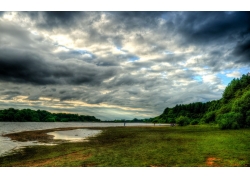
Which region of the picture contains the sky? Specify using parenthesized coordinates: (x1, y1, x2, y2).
(0, 10, 250, 120)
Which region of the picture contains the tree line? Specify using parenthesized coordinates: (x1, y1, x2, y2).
(0, 108, 100, 122)
(153, 73, 250, 129)
(108, 118, 153, 123)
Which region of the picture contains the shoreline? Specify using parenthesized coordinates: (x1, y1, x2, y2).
(2, 127, 103, 143)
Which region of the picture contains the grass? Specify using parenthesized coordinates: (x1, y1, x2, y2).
(1, 125, 250, 167)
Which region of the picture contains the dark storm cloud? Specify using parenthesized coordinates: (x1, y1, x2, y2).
(94, 52, 141, 67)
(95, 60, 119, 66)
(22, 11, 83, 30)
(59, 90, 66, 94)
(233, 38, 250, 63)
(60, 93, 83, 101)
(169, 11, 250, 66)
(0, 90, 22, 100)
(85, 95, 111, 104)
(0, 11, 5, 17)
(105, 74, 146, 88)
(1, 91, 21, 96)
(175, 12, 250, 44)
(0, 48, 118, 85)
(0, 20, 35, 48)
(109, 12, 166, 30)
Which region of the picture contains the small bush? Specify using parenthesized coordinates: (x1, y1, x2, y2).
(231, 121, 240, 129)
(176, 116, 189, 126)
(190, 120, 199, 125)
(201, 111, 216, 123)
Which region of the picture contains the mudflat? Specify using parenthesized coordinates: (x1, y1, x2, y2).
(3, 127, 102, 143)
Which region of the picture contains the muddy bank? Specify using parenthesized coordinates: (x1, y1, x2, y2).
(3, 127, 103, 143)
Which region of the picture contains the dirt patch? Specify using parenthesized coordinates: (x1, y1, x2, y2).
(206, 157, 220, 167)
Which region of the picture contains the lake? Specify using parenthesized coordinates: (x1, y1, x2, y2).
(0, 122, 168, 157)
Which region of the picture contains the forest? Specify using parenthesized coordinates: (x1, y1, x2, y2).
(0, 108, 100, 122)
(153, 73, 250, 129)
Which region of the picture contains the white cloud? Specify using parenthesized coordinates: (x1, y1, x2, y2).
(202, 74, 219, 84)
(226, 71, 241, 78)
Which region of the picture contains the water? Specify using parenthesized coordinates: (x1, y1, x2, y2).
(47, 129, 103, 141)
(0, 122, 163, 157)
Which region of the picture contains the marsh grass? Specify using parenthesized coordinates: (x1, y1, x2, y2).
(1, 125, 250, 167)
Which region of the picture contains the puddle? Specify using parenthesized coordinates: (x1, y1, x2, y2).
(47, 129, 102, 142)
(0, 122, 156, 157)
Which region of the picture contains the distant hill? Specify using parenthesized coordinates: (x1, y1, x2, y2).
(153, 73, 250, 129)
(0, 108, 100, 122)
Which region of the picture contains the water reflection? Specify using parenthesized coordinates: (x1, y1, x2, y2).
(47, 129, 102, 142)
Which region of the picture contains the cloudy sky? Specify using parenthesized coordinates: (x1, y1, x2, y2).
(0, 11, 250, 120)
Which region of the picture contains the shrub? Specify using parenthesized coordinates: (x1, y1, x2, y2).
(201, 111, 216, 123)
(190, 120, 199, 125)
(216, 112, 242, 129)
(176, 116, 189, 126)
(231, 121, 240, 129)
(216, 105, 231, 116)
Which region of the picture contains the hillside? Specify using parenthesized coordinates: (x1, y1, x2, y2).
(154, 73, 250, 129)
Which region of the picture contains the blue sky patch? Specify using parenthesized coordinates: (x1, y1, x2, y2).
(239, 67, 249, 75)
(217, 73, 234, 85)
(217, 68, 249, 85)
(193, 75, 202, 82)
(128, 56, 140, 62)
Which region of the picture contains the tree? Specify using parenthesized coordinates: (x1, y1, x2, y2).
(216, 112, 242, 130)
(176, 116, 189, 126)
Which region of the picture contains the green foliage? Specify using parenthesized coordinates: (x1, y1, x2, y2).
(14, 109, 40, 122)
(155, 73, 250, 129)
(216, 104, 232, 117)
(158, 101, 214, 124)
(201, 111, 216, 123)
(190, 120, 199, 125)
(217, 112, 242, 130)
(168, 118, 176, 123)
(176, 116, 189, 126)
(222, 75, 250, 103)
(45, 115, 56, 122)
(231, 91, 250, 127)
(0, 108, 100, 122)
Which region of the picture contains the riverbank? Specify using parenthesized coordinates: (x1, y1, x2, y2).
(3, 127, 102, 143)
(0, 122, 161, 156)
(1, 125, 250, 167)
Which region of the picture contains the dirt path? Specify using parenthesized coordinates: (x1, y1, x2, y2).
(206, 157, 220, 167)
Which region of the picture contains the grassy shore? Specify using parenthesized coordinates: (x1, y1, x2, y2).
(1, 125, 250, 167)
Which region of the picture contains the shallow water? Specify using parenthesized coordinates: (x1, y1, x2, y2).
(0, 122, 167, 157)
(47, 129, 103, 142)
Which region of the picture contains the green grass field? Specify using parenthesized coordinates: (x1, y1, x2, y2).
(1, 125, 250, 167)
